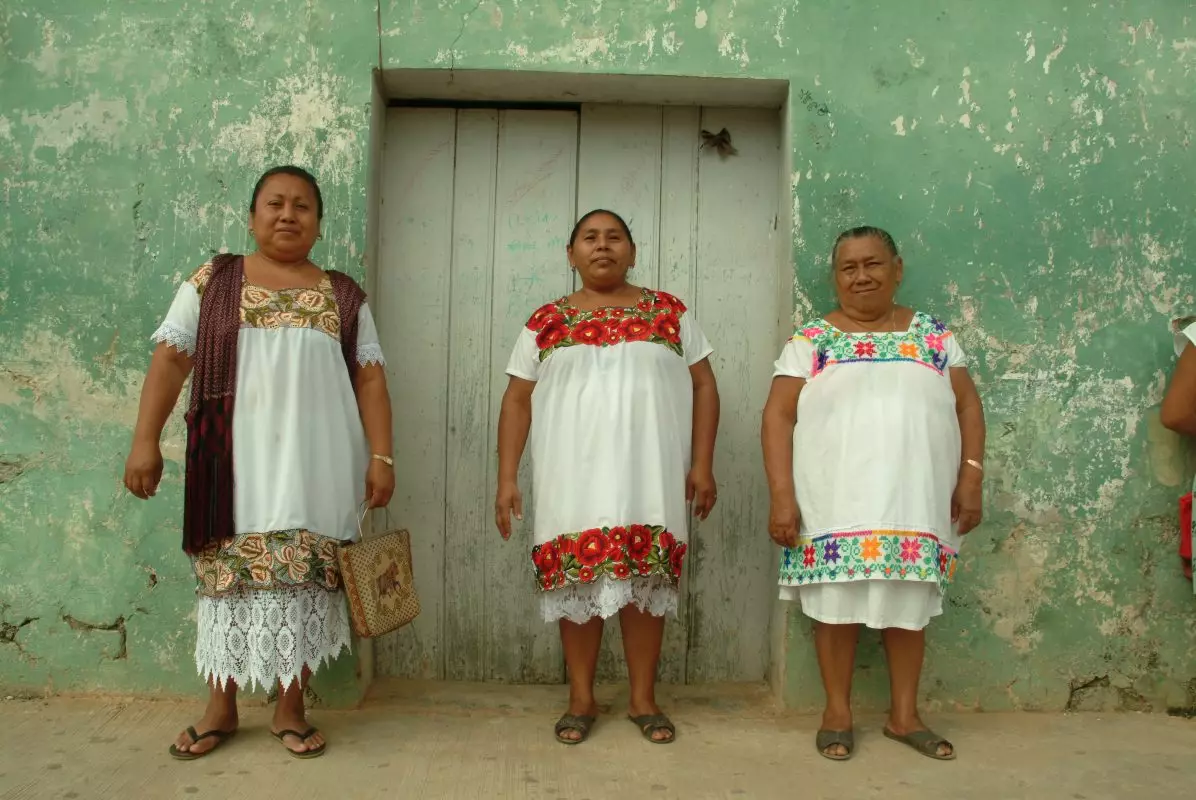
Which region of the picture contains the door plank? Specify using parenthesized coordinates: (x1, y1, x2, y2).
(374, 108, 458, 679)
(443, 110, 501, 681)
(485, 109, 579, 683)
(576, 105, 664, 288)
(685, 107, 782, 683)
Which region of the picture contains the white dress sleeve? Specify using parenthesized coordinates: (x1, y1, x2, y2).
(680, 313, 714, 366)
(355, 303, 386, 367)
(773, 333, 815, 379)
(504, 328, 541, 382)
(1176, 320, 1196, 357)
(944, 330, 968, 368)
(151, 282, 200, 356)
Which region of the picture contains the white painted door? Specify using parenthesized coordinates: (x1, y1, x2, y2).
(375, 105, 781, 684)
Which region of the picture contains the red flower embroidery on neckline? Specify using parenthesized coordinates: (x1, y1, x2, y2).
(853, 340, 876, 357)
(620, 316, 652, 342)
(527, 303, 559, 332)
(651, 313, 681, 343)
(572, 319, 606, 345)
(536, 318, 569, 350)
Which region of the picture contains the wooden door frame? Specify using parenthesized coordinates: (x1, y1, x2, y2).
(362, 68, 798, 696)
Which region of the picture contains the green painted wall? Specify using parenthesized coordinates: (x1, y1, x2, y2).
(2, 0, 1194, 711)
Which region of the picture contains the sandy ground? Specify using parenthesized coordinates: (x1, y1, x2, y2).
(1, 681, 1193, 800)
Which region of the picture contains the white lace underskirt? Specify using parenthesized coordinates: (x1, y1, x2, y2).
(195, 585, 351, 692)
(540, 576, 679, 624)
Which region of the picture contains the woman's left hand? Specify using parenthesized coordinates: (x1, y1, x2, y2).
(687, 468, 717, 521)
(952, 473, 983, 535)
(366, 459, 395, 509)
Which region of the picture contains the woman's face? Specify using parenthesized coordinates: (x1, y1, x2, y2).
(568, 213, 636, 290)
(832, 235, 903, 318)
(249, 174, 320, 261)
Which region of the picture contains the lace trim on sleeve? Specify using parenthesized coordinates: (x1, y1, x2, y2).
(356, 342, 386, 367)
(151, 322, 196, 356)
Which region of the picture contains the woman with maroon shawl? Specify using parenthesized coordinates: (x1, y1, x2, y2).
(124, 166, 394, 760)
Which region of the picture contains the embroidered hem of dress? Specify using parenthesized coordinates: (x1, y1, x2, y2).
(151, 322, 196, 356)
(779, 529, 958, 588)
(195, 584, 352, 692)
(539, 576, 678, 624)
(356, 342, 386, 367)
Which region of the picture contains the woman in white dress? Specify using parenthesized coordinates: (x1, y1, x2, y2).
(1161, 314, 1196, 583)
(761, 226, 985, 761)
(123, 166, 395, 760)
(496, 209, 720, 745)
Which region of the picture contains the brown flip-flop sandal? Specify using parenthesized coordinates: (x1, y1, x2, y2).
(883, 727, 956, 760)
(554, 713, 596, 745)
(816, 729, 855, 761)
(273, 727, 327, 759)
(628, 713, 676, 744)
(168, 726, 237, 760)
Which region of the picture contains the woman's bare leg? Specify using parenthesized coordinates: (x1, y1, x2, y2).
(173, 678, 239, 755)
(813, 621, 861, 757)
(619, 606, 671, 742)
(558, 617, 604, 741)
(273, 666, 325, 753)
(882, 627, 952, 757)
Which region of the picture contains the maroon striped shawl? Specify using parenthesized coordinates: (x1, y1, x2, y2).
(182, 253, 367, 554)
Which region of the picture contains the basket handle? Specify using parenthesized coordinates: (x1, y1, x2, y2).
(357, 502, 395, 540)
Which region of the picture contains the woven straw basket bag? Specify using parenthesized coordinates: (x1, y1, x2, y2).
(337, 505, 421, 638)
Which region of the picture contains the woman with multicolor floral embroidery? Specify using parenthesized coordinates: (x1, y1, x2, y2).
(123, 166, 394, 761)
(761, 226, 985, 762)
(496, 209, 720, 745)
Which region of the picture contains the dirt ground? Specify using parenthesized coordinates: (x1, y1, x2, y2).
(1, 681, 1192, 800)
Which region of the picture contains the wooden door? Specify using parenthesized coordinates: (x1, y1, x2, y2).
(375, 104, 781, 683)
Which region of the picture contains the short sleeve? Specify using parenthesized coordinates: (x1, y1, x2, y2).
(1175, 319, 1196, 357)
(355, 303, 386, 367)
(150, 281, 200, 356)
(680, 313, 713, 366)
(944, 331, 967, 368)
(505, 328, 541, 382)
(773, 334, 815, 379)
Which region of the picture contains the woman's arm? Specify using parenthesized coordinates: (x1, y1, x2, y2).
(124, 343, 193, 499)
(688, 358, 720, 520)
(1161, 345, 1196, 436)
(496, 376, 535, 539)
(950, 366, 985, 534)
(355, 364, 395, 508)
(761, 376, 804, 547)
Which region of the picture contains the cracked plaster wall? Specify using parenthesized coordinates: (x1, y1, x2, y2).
(2, 0, 1194, 710)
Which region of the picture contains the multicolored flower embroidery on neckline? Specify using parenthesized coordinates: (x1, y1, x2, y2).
(526, 289, 687, 361)
(531, 523, 686, 590)
(797, 312, 952, 377)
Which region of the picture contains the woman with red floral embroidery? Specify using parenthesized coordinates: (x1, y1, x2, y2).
(761, 226, 985, 762)
(496, 209, 720, 745)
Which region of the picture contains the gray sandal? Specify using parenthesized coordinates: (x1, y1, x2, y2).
(883, 727, 955, 760)
(816, 729, 854, 761)
(628, 713, 676, 743)
(554, 713, 595, 744)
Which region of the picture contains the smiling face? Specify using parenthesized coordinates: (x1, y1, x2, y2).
(567, 211, 636, 291)
(832, 234, 904, 320)
(248, 172, 321, 262)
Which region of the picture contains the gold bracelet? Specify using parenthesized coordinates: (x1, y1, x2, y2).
(964, 459, 983, 473)
(371, 454, 394, 467)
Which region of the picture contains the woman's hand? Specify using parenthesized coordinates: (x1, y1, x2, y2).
(365, 459, 395, 509)
(124, 438, 164, 500)
(495, 480, 523, 540)
(768, 497, 800, 548)
(686, 468, 717, 521)
(952, 472, 983, 535)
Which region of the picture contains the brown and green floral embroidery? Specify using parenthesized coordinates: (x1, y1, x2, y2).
(192, 530, 342, 597)
(188, 263, 341, 340)
(531, 524, 686, 591)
